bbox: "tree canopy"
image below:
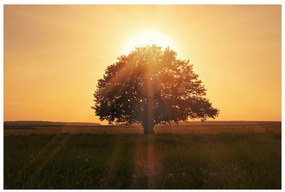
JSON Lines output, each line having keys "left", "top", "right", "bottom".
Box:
{"left": 92, "top": 45, "right": 219, "bottom": 134}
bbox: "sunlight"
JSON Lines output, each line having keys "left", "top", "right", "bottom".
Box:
{"left": 122, "top": 30, "right": 177, "bottom": 54}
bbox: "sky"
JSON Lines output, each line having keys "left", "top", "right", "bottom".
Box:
{"left": 4, "top": 5, "right": 281, "bottom": 123}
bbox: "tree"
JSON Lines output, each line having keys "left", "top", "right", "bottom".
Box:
{"left": 92, "top": 45, "right": 219, "bottom": 134}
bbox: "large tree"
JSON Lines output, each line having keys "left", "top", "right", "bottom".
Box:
{"left": 92, "top": 45, "right": 219, "bottom": 134}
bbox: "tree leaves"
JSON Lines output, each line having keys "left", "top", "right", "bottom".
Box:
{"left": 92, "top": 45, "right": 219, "bottom": 127}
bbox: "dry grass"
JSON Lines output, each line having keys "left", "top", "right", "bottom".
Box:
{"left": 4, "top": 121, "right": 281, "bottom": 189}
{"left": 4, "top": 132, "right": 281, "bottom": 189}
{"left": 4, "top": 121, "right": 281, "bottom": 136}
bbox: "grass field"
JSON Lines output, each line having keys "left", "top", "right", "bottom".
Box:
{"left": 4, "top": 121, "right": 281, "bottom": 189}
{"left": 4, "top": 121, "right": 281, "bottom": 135}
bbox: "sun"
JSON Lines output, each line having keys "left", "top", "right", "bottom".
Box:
{"left": 122, "top": 30, "right": 177, "bottom": 54}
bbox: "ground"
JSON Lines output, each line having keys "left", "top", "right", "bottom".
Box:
{"left": 4, "top": 121, "right": 281, "bottom": 189}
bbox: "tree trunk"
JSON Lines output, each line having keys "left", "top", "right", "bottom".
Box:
{"left": 143, "top": 124, "right": 154, "bottom": 134}
{"left": 142, "top": 77, "right": 155, "bottom": 134}
{"left": 142, "top": 98, "right": 155, "bottom": 134}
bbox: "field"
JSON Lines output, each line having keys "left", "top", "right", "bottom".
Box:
{"left": 4, "top": 121, "right": 281, "bottom": 189}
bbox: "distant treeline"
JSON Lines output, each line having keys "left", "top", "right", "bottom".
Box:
{"left": 170, "top": 121, "right": 281, "bottom": 127}
{"left": 4, "top": 120, "right": 280, "bottom": 129}
{"left": 4, "top": 121, "right": 101, "bottom": 129}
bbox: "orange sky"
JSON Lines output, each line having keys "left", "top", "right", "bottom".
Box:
{"left": 4, "top": 5, "right": 281, "bottom": 123}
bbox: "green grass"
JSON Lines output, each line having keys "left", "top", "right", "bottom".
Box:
{"left": 4, "top": 133, "right": 281, "bottom": 189}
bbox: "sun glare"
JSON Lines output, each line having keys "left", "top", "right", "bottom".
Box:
{"left": 122, "top": 31, "right": 177, "bottom": 55}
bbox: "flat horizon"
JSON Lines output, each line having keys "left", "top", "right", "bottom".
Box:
{"left": 4, "top": 119, "right": 282, "bottom": 124}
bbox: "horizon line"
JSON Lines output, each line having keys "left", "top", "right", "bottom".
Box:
{"left": 3, "top": 120, "right": 282, "bottom": 123}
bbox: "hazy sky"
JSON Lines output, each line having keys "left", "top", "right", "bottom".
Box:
{"left": 4, "top": 5, "right": 281, "bottom": 123}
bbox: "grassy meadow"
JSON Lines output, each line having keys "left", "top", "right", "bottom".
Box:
{"left": 4, "top": 121, "right": 281, "bottom": 189}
